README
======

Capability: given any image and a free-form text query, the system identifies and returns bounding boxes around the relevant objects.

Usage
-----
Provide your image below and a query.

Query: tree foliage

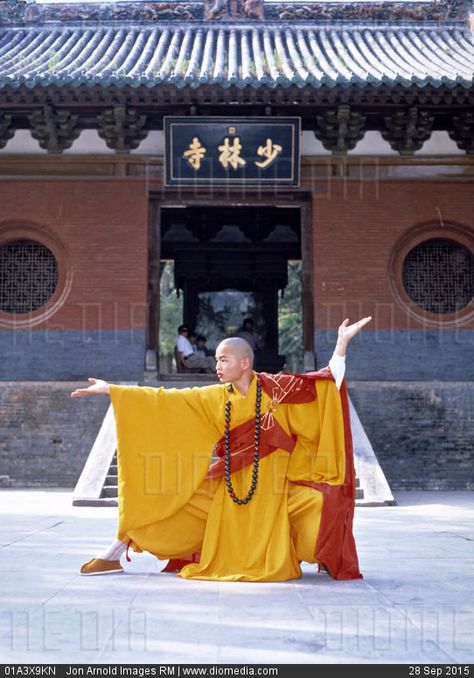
[159,261,183,357]
[278,260,303,373]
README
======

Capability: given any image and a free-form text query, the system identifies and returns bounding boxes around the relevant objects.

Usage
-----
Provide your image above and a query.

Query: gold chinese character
[218,137,246,170]
[255,138,283,169]
[183,137,206,170]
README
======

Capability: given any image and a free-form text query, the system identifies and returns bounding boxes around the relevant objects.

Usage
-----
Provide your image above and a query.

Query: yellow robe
[109,372,347,582]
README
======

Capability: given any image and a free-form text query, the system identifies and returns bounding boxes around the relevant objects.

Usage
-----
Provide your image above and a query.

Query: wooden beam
[300,199,315,370]
[147,198,161,364]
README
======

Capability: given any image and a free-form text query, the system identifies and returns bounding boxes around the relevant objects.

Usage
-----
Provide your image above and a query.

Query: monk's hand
[335,316,372,356]
[70,378,110,398]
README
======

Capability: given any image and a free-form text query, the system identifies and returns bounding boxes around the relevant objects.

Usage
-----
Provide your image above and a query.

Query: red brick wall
[0,179,149,331]
[311,179,474,331]
[1,176,472,337]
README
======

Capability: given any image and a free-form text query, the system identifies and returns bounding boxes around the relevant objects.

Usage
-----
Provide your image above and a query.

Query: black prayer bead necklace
[224,379,262,505]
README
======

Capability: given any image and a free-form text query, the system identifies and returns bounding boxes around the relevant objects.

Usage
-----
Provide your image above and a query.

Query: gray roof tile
[0,23,472,90]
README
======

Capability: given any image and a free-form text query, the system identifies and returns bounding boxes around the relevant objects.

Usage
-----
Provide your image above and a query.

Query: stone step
[72,404,118,507]
[101,485,118,498]
[348,397,395,506]
[148,372,217,384]
[105,474,117,484]
[73,497,118,507]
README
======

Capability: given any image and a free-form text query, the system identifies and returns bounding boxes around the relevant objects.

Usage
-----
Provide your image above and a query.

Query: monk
[71,316,372,582]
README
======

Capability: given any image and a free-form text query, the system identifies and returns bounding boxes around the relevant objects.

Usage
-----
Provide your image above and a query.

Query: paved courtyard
[0,489,472,665]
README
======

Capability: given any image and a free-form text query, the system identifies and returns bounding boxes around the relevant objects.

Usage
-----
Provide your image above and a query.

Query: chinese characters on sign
[255,139,283,168]
[218,137,247,170]
[183,136,284,171]
[165,117,300,187]
[183,137,207,170]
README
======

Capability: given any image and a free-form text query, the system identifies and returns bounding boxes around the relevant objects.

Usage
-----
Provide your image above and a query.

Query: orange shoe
[80,558,124,576]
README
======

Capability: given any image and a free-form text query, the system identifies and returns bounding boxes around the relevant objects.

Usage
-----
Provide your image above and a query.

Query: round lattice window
[402,239,473,314]
[0,239,58,314]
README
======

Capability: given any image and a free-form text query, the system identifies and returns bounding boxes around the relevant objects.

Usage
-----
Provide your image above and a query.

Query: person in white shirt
[176,325,216,373]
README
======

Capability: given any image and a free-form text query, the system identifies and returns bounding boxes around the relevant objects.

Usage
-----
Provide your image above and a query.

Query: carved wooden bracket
[97,105,148,153]
[28,105,80,153]
[381,107,434,155]
[448,111,474,154]
[314,105,367,155]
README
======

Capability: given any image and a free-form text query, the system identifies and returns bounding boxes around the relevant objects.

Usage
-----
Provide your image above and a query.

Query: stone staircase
[72,403,118,507]
[101,451,119,501]
[73,373,394,507]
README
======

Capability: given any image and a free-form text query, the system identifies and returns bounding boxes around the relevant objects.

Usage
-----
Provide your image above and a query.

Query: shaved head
[216,337,254,366]
[215,337,255,389]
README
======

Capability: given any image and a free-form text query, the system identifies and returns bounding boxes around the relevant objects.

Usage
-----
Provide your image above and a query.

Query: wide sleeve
[328,353,346,390]
[285,379,346,485]
[109,384,221,541]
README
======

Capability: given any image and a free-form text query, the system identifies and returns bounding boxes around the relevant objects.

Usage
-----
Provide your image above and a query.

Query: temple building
[0,0,472,491]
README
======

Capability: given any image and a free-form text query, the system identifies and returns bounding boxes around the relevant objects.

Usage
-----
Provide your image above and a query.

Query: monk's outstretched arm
[70,378,110,398]
[329,316,372,389]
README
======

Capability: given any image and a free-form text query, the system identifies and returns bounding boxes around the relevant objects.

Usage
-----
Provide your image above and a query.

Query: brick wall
[310,179,474,379]
[349,381,474,490]
[0,179,149,380]
[0,382,109,487]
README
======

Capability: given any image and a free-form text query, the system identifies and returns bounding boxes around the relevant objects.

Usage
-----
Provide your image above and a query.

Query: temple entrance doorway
[154,204,304,374]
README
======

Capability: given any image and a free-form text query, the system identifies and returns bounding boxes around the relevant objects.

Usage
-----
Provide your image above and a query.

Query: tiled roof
[0,23,472,90]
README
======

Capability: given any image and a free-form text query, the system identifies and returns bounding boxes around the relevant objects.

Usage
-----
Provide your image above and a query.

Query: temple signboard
[164,117,300,187]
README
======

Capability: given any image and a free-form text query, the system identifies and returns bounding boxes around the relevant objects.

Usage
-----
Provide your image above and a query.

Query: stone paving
[0,489,472,665]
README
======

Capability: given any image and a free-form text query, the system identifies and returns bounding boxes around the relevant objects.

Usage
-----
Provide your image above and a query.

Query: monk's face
[215,343,250,383]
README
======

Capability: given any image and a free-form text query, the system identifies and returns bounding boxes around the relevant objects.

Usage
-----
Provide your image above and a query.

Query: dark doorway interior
[161,206,301,373]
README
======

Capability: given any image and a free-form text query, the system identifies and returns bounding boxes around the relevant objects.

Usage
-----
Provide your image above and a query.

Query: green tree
[278,260,303,373]
[159,261,183,368]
